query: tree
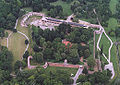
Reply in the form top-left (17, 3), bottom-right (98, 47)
top-left (84, 49), bottom-right (90, 58)
top-left (87, 57), bottom-right (96, 68)
top-left (67, 49), bottom-right (79, 64)
top-left (0, 46), bottom-right (13, 72)
top-left (77, 75), bottom-right (88, 83)
top-left (71, 1), bottom-right (80, 11)
top-left (39, 37), bottom-right (45, 47)
top-left (25, 39), bottom-right (29, 45)
top-left (19, 9), bottom-right (26, 17)
top-left (43, 48), bottom-right (53, 60)
top-left (83, 82), bottom-right (91, 85)
top-left (115, 28), bottom-right (120, 38)
top-left (0, 69), bottom-right (11, 84)
top-left (14, 60), bottom-right (23, 71)
top-left (93, 71), bottom-right (110, 84)
top-left (80, 34), bottom-right (87, 42)
top-left (33, 52), bottom-right (44, 64)
top-left (0, 28), bottom-right (5, 38)
top-left (82, 67), bottom-right (88, 75)
top-left (23, 51), bottom-right (29, 59)
top-left (33, 44), bottom-right (42, 52)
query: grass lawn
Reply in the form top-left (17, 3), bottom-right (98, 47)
top-left (6, 17), bottom-right (31, 66)
top-left (8, 33), bottom-right (26, 65)
top-left (51, 0), bottom-right (72, 16)
top-left (107, 0), bottom-right (120, 83)
top-left (17, 18), bottom-right (29, 36)
top-left (109, 0), bottom-right (118, 14)
top-left (100, 33), bottom-right (111, 58)
top-left (107, 18), bottom-right (118, 31)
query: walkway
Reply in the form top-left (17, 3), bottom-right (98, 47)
top-left (72, 67), bottom-right (83, 85)
top-left (7, 18), bottom-right (30, 60)
top-left (20, 12), bottom-right (115, 79)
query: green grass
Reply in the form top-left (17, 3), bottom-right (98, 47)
top-left (109, 0), bottom-right (118, 14)
top-left (107, 18), bottom-right (118, 31)
top-left (51, 0), bottom-right (72, 16)
top-left (100, 33), bottom-right (111, 57)
top-left (17, 18), bottom-right (29, 36)
top-left (107, 0), bottom-right (120, 83)
top-left (8, 33), bottom-right (26, 65)
top-left (7, 17), bottom-right (30, 66)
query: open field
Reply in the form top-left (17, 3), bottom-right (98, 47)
top-left (51, 0), bottom-right (72, 16)
top-left (8, 33), bottom-right (26, 65)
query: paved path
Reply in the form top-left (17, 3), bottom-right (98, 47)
top-left (20, 11), bottom-right (115, 79)
top-left (7, 18), bottom-right (30, 60)
top-left (17, 31), bottom-right (29, 54)
top-left (95, 26), bottom-right (114, 79)
top-left (72, 67), bottom-right (83, 85)
top-left (7, 32), bottom-right (12, 48)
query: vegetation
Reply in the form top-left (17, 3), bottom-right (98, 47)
top-left (0, 0), bottom-right (119, 84)
top-left (71, 0), bottom-right (112, 26)
top-left (8, 33), bottom-right (26, 65)
top-left (31, 23), bottom-right (93, 64)
top-left (0, 66), bottom-right (77, 85)
top-left (51, 0), bottom-right (72, 16)
top-left (77, 70), bottom-right (112, 85)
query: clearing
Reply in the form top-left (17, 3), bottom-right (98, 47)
top-left (51, 0), bottom-right (72, 16)
top-left (8, 33), bottom-right (26, 65)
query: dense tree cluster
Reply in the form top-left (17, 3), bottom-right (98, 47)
top-left (19, 0), bottom-right (64, 18)
top-left (115, 27), bottom-right (120, 38)
top-left (31, 23), bottom-right (93, 64)
top-left (71, 0), bottom-right (112, 26)
top-left (1, 67), bottom-right (73, 85)
top-left (0, 0), bottom-right (21, 31)
top-left (0, 0), bottom-right (70, 37)
top-left (0, 46), bottom-right (13, 72)
top-left (0, 46), bottom-right (13, 84)
top-left (77, 69), bottom-right (112, 85)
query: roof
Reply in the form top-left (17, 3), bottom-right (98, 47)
top-left (62, 40), bottom-right (72, 48)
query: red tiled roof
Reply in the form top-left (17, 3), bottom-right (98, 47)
top-left (62, 40), bottom-right (72, 48)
